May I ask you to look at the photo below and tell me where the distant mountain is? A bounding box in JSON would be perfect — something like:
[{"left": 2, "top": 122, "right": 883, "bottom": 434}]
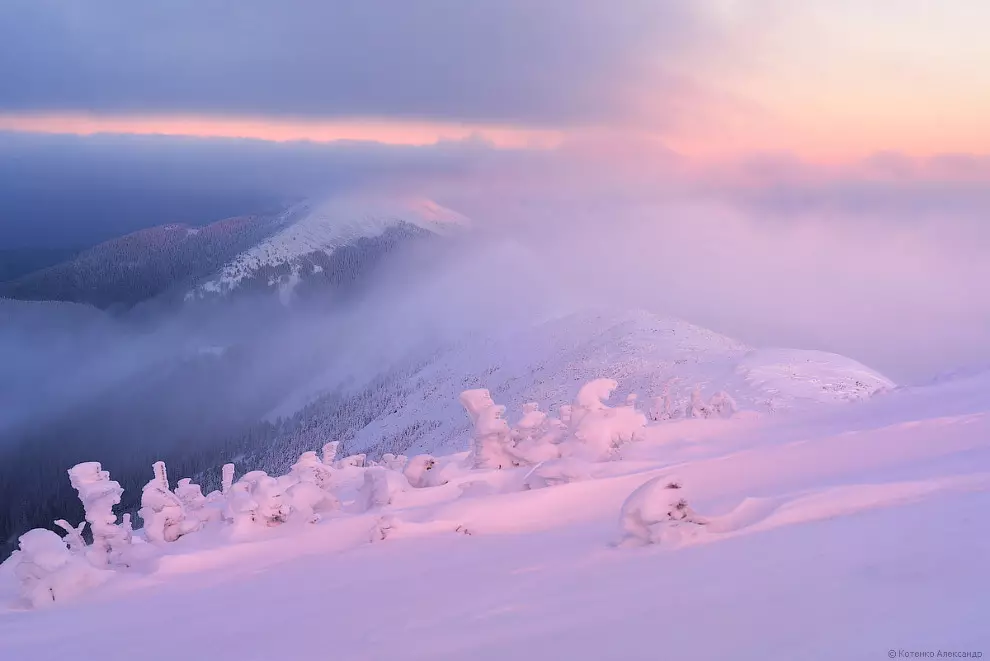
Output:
[
  {"left": 185, "top": 196, "right": 469, "bottom": 305},
  {"left": 0, "top": 212, "right": 292, "bottom": 309},
  {"left": 0, "top": 196, "right": 468, "bottom": 310},
  {"left": 237, "top": 308, "right": 895, "bottom": 476}
]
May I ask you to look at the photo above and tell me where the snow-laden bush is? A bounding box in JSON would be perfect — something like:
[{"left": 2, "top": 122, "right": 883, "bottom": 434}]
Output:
[
  {"left": 357, "top": 467, "right": 410, "bottom": 511},
  {"left": 708, "top": 391, "right": 737, "bottom": 418},
  {"left": 237, "top": 471, "right": 291, "bottom": 526},
  {"left": 322, "top": 441, "right": 340, "bottom": 465},
  {"left": 461, "top": 388, "right": 518, "bottom": 469},
  {"left": 404, "top": 454, "right": 448, "bottom": 488},
  {"left": 649, "top": 379, "right": 680, "bottom": 421},
  {"left": 139, "top": 461, "right": 200, "bottom": 543},
  {"left": 66, "top": 462, "right": 129, "bottom": 566},
  {"left": 511, "top": 403, "right": 565, "bottom": 464},
  {"left": 562, "top": 379, "right": 646, "bottom": 461},
  {"left": 12, "top": 529, "right": 109, "bottom": 608},
  {"left": 176, "top": 477, "right": 223, "bottom": 529},
  {"left": 381, "top": 453, "right": 409, "bottom": 472},
  {"left": 685, "top": 387, "right": 738, "bottom": 419},
  {"left": 281, "top": 451, "right": 340, "bottom": 521},
  {"left": 336, "top": 453, "right": 367, "bottom": 469},
  {"left": 618, "top": 476, "right": 707, "bottom": 547}
]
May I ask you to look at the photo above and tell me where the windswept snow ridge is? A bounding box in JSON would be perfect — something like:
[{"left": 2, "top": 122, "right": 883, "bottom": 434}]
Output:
[{"left": 190, "top": 196, "right": 468, "bottom": 299}]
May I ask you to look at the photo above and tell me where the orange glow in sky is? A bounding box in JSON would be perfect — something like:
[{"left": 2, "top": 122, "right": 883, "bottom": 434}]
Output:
[{"left": 0, "top": 113, "right": 564, "bottom": 150}]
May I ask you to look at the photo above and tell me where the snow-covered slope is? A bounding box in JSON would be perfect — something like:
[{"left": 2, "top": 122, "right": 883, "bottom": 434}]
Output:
[
  {"left": 188, "top": 196, "right": 468, "bottom": 301},
  {"left": 1, "top": 362, "right": 986, "bottom": 660},
  {"left": 267, "top": 309, "right": 893, "bottom": 463}
]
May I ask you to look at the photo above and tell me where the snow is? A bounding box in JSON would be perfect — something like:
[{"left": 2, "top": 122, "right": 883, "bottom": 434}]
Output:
[
  {"left": 192, "top": 195, "right": 469, "bottom": 297},
  {"left": 1, "top": 369, "right": 988, "bottom": 659},
  {"left": 271, "top": 308, "right": 894, "bottom": 457}
]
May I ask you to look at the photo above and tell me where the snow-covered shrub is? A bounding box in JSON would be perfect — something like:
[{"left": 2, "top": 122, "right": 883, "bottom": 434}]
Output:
[
  {"left": 221, "top": 463, "right": 236, "bottom": 495},
  {"left": 381, "top": 453, "right": 409, "bottom": 472},
  {"left": 461, "top": 388, "right": 518, "bottom": 469},
  {"left": 289, "top": 451, "right": 334, "bottom": 490},
  {"left": 139, "top": 461, "right": 197, "bottom": 543},
  {"left": 685, "top": 387, "right": 711, "bottom": 419},
  {"left": 337, "top": 453, "right": 367, "bottom": 469},
  {"left": 223, "top": 482, "right": 260, "bottom": 532},
  {"left": 66, "top": 462, "right": 128, "bottom": 566},
  {"left": 176, "top": 478, "right": 222, "bottom": 528},
  {"left": 322, "top": 441, "right": 340, "bottom": 466},
  {"left": 282, "top": 451, "right": 340, "bottom": 521},
  {"left": 618, "top": 476, "right": 707, "bottom": 547},
  {"left": 237, "top": 471, "right": 291, "bottom": 526},
  {"left": 708, "top": 391, "right": 737, "bottom": 418},
  {"left": 511, "top": 403, "right": 564, "bottom": 464},
  {"left": 404, "top": 454, "right": 448, "bottom": 488},
  {"left": 12, "top": 529, "right": 108, "bottom": 608},
  {"left": 357, "top": 467, "right": 409, "bottom": 511},
  {"left": 649, "top": 379, "right": 680, "bottom": 421},
  {"left": 53, "top": 520, "right": 86, "bottom": 554},
  {"left": 563, "top": 379, "right": 646, "bottom": 461}
]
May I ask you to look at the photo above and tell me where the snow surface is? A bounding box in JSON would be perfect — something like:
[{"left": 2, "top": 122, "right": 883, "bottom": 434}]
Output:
[
  {"left": 191, "top": 196, "right": 468, "bottom": 298},
  {"left": 2, "top": 368, "right": 987, "bottom": 660},
  {"left": 271, "top": 308, "right": 894, "bottom": 456}
]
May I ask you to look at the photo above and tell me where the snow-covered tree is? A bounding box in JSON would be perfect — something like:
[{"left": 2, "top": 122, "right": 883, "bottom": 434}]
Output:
[
  {"left": 685, "top": 387, "right": 711, "bottom": 419},
  {"left": 12, "top": 529, "right": 108, "bottom": 608},
  {"left": 139, "top": 461, "right": 198, "bottom": 543},
  {"left": 563, "top": 379, "right": 646, "bottom": 461},
  {"left": 66, "top": 462, "right": 128, "bottom": 566},
  {"left": 511, "top": 402, "right": 563, "bottom": 464},
  {"left": 404, "top": 454, "right": 447, "bottom": 488},
  {"left": 221, "top": 463, "right": 236, "bottom": 495},
  {"left": 708, "top": 391, "right": 737, "bottom": 418},
  {"left": 461, "top": 388, "right": 517, "bottom": 469},
  {"left": 223, "top": 482, "right": 259, "bottom": 532},
  {"left": 381, "top": 453, "right": 409, "bottom": 472},
  {"left": 649, "top": 379, "right": 680, "bottom": 421},
  {"left": 357, "top": 467, "right": 409, "bottom": 511},
  {"left": 618, "top": 476, "right": 707, "bottom": 547},
  {"left": 237, "top": 471, "right": 290, "bottom": 526},
  {"left": 337, "top": 453, "right": 367, "bottom": 469},
  {"left": 282, "top": 451, "right": 339, "bottom": 521},
  {"left": 322, "top": 441, "right": 340, "bottom": 466}
]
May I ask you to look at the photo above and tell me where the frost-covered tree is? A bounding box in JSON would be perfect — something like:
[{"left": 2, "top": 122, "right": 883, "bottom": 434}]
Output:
[
  {"left": 66, "top": 462, "right": 128, "bottom": 566},
  {"left": 223, "top": 482, "right": 259, "bottom": 532},
  {"left": 618, "top": 476, "right": 707, "bottom": 547},
  {"left": 649, "top": 379, "right": 680, "bottom": 422},
  {"left": 685, "top": 387, "right": 711, "bottom": 419},
  {"left": 336, "top": 453, "right": 367, "bottom": 469},
  {"left": 139, "top": 461, "right": 197, "bottom": 543},
  {"left": 461, "top": 388, "right": 517, "bottom": 469},
  {"left": 511, "top": 402, "right": 563, "bottom": 464},
  {"left": 357, "top": 467, "right": 410, "bottom": 511},
  {"left": 221, "top": 463, "right": 236, "bottom": 495},
  {"left": 381, "top": 453, "right": 409, "bottom": 472},
  {"left": 322, "top": 441, "right": 340, "bottom": 466},
  {"left": 237, "top": 471, "right": 290, "bottom": 526},
  {"left": 708, "top": 391, "right": 737, "bottom": 418},
  {"left": 404, "top": 454, "right": 446, "bottom": 488},
  {"left": 282, "top": 451, "right": 339, "bottom": 521},
  {"left": 563, "top": 379, "right": 646, "bottom": 461},
  {"left": 176, "top": 477, "right": 222, "bottom": 528},
  {"left": 12, "top": 529, "right": 108, "bottom": 608}
]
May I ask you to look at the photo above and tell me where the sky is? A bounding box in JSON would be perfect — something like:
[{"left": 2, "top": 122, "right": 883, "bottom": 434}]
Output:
[{"left": 2, "top": 0, "right": 989, "bottom": 160}]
